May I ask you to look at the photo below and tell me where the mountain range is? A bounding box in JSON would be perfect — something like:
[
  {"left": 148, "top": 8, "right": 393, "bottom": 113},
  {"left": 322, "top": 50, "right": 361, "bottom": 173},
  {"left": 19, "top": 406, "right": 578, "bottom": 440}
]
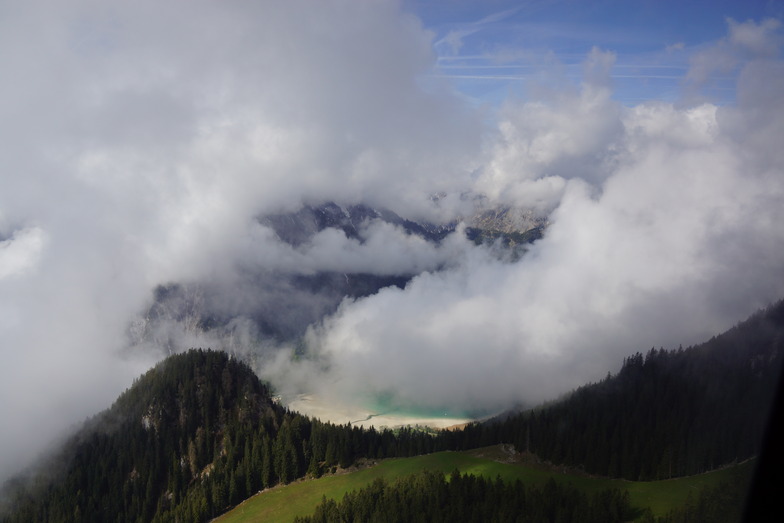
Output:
[{"left": 128, "top": 201, "right": 545, "bottom": 350}]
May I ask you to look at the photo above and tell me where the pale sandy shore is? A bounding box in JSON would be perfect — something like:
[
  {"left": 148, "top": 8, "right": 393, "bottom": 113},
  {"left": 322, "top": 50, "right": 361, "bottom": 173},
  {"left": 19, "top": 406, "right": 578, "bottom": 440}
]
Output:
[{"left": 283, "top": 394, "right": 472, "bottom": 430}]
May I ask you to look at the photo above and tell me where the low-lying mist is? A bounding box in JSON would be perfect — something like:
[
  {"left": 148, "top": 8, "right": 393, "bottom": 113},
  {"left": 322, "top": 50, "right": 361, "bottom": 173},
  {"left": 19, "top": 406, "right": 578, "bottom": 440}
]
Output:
[{"left": 2, "top": 1, "right": 783, "bottom": 483}]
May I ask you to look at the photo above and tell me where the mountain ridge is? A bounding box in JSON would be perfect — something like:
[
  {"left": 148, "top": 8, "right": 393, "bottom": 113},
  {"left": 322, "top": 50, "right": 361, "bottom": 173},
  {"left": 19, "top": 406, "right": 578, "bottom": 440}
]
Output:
[{"left": 132, "top": 200, "right": 547, "bottom": 350}]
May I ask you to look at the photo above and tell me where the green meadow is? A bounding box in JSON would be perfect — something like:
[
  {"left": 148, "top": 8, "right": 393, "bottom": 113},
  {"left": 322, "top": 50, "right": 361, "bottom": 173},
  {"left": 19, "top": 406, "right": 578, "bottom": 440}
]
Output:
[{"left": 215, "top": 446, "right": 751, "bottom": 522}]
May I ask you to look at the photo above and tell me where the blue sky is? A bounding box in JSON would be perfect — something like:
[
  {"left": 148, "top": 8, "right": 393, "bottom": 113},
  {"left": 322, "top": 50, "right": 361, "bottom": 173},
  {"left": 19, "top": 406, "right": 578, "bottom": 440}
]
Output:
[{"left": 406, "top": 0, "right": 783, "bottom": 105}]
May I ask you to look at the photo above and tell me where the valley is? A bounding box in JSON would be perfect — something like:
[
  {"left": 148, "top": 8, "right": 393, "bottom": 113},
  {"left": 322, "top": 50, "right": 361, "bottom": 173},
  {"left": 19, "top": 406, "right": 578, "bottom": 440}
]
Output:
[
  {"left": 283, "top": 394, "right": 473, "bottom": 431},
  {"left": 2, "top": 299, "right": 780, "bottom": 522},
  {"left": 3, "top": 3, "right": 784, "bottom": 522}
]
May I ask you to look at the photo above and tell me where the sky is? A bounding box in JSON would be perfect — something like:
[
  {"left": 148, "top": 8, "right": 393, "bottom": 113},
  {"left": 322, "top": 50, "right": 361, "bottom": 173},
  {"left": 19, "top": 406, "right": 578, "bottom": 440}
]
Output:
[
  {"left": 415, "top": 0, "right": 783, "bottom": 105},
  {"left": 1, "top": 0, "right": 784, "bottom": 483}
]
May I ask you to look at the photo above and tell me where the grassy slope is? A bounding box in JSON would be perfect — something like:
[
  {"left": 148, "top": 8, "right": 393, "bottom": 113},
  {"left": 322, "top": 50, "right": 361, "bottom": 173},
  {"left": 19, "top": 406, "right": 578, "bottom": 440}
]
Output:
[{"left": 215, "top": 446, "right": 750, "bottom": 522}]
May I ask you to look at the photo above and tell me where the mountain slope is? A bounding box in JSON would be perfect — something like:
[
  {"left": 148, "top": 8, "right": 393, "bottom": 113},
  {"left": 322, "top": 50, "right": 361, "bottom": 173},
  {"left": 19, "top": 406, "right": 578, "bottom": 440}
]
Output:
[
  {"left": 445, "top": 299, "right": 784, "bottom": 481},
  {"left": 1, "top": 350, "right": 281, "bottom": 522},
  {"left": 0, "top": 350, "right": 440, "bottom": 522},
  {"left": 133, "top": 201, "right": 546, "bottom": 349},
  {"left": 3, "top": 300, "right": 781, "bottom": 521}
]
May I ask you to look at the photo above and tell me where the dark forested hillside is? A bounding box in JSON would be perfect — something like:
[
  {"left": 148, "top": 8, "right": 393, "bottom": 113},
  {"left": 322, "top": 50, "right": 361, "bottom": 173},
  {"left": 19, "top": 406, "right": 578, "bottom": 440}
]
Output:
[
  {"left": 3, "top": 300, "right": 782, "bottom": 522},
  {"left": 1, "top": 350, "right": 278, "bottom": 521},
  {"left": 0, "top": 349, "right": 438, "bottom": 522},
  {"left": 443, "top": 300, "right": 784, "bottom": 481}
]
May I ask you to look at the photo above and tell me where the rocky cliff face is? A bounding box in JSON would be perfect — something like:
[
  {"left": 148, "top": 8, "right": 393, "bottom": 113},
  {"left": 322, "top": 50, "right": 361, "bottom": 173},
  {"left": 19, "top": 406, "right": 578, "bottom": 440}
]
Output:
[
  {"left": 259, "top": 202, "right": 457, "bottom": 246},
  {"left": 130, "top": 201, "right": 546, "bottom": 354},
  {"left": 469, "top": 206, "right": 548, "bottom": 236}
]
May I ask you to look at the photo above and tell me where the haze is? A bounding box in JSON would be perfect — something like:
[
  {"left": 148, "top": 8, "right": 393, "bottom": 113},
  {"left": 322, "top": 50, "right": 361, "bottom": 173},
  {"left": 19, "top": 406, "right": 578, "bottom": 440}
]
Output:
[{"left": 1, "top": 0, "right": 783, "bottom": 482}]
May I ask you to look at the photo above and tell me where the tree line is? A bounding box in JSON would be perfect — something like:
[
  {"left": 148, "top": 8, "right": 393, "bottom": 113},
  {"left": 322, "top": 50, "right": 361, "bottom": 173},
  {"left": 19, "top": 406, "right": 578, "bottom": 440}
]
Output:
[
  {"left": 2, "top": 298, "right": 781, "bottom": 521},
  {"left": 294, "top": 470, "right": 634, "bottom": 523},
  {"left": 436, "top": 299, "right": 784, "bottom": 481},
  {"left": 0, "top": 349, "right": 443, "bottom": 522}
]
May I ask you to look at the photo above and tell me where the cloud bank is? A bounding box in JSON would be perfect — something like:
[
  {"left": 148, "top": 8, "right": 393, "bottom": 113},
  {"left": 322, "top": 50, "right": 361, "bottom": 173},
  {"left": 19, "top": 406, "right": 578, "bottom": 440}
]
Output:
[
  {"left": 1, "top": 1, "right": 783, "bottom": 482},
  {"left": 294, "top": 23, "right": 784, "bottom": 413},
  {"left": 0, "top": 0, "right": 478, "bottom": 480}
]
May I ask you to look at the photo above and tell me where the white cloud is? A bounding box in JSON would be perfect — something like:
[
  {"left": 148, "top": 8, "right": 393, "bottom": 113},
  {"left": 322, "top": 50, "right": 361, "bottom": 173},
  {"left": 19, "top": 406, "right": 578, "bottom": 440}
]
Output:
[
  {"left": 300, "top": 35, "right": 784, "bottom": 414},
  {"left": 0, "top": 228, "right": 47, "bottom": 280},
  {"left": 687, "top": 17, "right": 782, "bottom": 94},
  {"left": 666, "top": 42, "right": 685, "bottom": 53},
  {"left": 475, "top": 49, "right": 622, "bottom": 209},
  {"left": 1, "top": 0, "right": 782, "bottom": 486},
  {"left": 728, "top": 17, "right": 781, "bottom": 57},
  {"left": 0, "top": 0, "right": 478, "bottom": 481},
  {"left": 236, "top": 220, "right": 471, "bottom": 277}
]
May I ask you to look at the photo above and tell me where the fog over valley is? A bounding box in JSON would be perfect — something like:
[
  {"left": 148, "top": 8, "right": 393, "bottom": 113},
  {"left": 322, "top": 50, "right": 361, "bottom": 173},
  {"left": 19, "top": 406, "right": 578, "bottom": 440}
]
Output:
[{"left": 1, "top": 0, "right": 783, "bottom": 483}]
